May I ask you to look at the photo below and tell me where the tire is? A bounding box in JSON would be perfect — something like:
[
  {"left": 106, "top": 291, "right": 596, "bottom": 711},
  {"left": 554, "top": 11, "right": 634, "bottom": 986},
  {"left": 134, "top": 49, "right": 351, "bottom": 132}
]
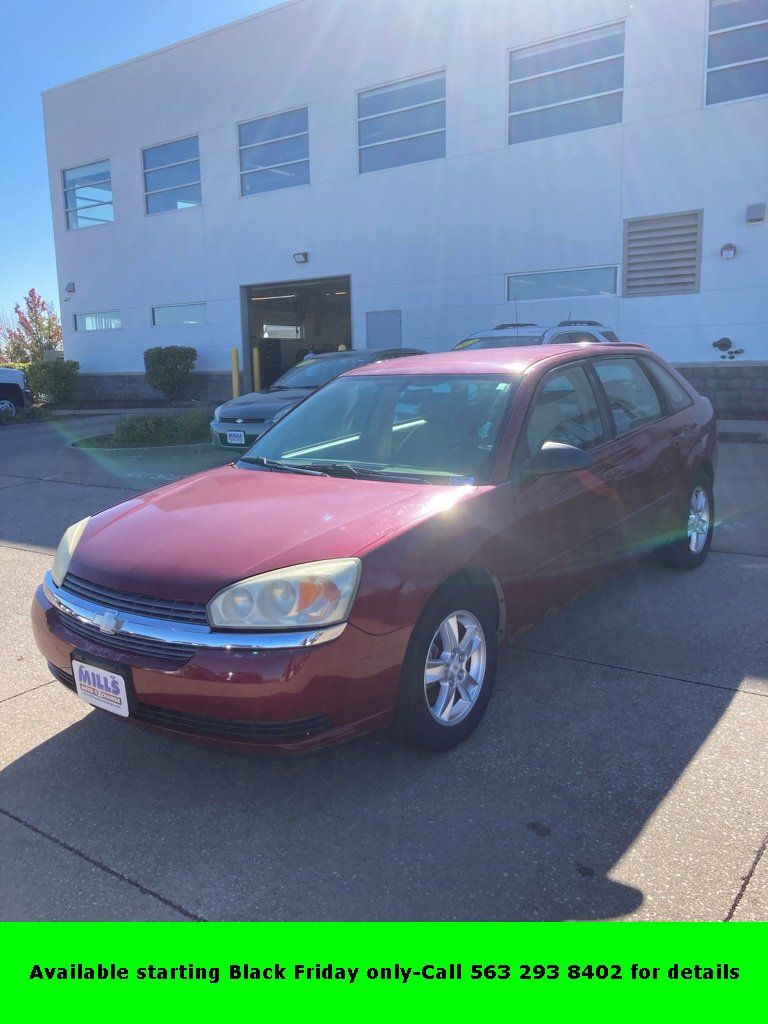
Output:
[
  {"left": 0, "top": 385, "right": 22, "bottom": 411},
  {"left": 0, "top": 398, "right": 18, "bottom": 421},
  {"left": 656, "top": 470, "right": 714, "bottom": 570},
  {"left": 393, "top": 582, "right": 498, "bottom": 751}
]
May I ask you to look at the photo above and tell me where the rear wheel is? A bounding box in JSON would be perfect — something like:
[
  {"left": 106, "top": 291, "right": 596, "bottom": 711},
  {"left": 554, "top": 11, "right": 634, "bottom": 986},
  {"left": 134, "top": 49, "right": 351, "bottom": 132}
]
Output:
[
  {"left": 394, "top": 584, "right": 498, "bottom": 751},
  {"left": 656, "top": 471, "right": 714, "bottom": 570}
]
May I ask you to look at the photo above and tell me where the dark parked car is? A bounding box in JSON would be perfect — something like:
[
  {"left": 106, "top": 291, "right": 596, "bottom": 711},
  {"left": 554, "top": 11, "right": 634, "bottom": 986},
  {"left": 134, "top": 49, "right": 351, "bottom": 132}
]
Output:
[
  {"left": 210, "top": 347, "right": 425, "bottom": 450},
  {"left": 33, "top": 343, "right": 715, "bottom": 754}
]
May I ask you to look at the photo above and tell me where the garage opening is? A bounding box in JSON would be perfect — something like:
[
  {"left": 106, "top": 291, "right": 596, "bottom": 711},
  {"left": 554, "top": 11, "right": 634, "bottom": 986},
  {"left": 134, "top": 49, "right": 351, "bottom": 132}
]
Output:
[{"left": 245, "top": 276, "right": 352, "bottom": 388}]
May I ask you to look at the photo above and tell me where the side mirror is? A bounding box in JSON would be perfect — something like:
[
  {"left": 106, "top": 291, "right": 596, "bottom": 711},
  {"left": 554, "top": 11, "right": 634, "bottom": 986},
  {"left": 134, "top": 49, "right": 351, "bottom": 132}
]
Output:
[{"left": 526, "top": 441, "right": 592, "bottom": 478}]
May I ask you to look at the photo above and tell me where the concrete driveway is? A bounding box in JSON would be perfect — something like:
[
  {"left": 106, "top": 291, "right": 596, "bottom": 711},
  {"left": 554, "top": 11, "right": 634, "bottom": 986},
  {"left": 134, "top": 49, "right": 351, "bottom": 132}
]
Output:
[{"left": 1, "top": 416, "right": 766, "bottom": 921}]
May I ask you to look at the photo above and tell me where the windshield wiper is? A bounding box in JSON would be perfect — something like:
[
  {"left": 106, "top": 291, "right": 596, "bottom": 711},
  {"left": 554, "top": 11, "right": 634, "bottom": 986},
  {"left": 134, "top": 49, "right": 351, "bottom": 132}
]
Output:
[
  {"left": 301, "top": 462, "right": 434, "bottom": 484},
  {"left": 239, "top": 456, "right": 328, "bottom": 476}
]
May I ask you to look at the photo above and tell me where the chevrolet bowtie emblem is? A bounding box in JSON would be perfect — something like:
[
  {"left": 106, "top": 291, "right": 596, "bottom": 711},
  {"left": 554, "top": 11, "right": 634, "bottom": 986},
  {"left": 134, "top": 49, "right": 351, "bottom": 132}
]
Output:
[{"left": 93, "top": 610, "right": 123, "bottom": 635}]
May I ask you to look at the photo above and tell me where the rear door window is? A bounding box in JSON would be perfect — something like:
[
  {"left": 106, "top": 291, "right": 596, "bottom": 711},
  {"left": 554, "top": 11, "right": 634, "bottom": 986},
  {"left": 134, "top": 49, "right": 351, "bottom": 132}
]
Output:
[
  {"left": 643, "top": 359, "right": 693, "bottom": 413},
  {"left": 592, "top": 358, "right": 663, "bottom": 437}
]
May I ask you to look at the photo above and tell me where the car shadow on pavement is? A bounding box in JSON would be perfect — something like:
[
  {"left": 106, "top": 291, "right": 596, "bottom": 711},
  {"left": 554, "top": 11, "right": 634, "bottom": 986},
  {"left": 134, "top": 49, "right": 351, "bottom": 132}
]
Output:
[{"left": 1, "top": 558, "right": 747, "bottom": 922}]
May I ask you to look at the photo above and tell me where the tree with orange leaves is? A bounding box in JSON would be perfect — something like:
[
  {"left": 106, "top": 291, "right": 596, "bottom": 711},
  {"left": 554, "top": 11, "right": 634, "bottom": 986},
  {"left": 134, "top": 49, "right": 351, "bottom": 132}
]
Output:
[{"left": 1, "top": 289, "right": 62, "bottom": 363}]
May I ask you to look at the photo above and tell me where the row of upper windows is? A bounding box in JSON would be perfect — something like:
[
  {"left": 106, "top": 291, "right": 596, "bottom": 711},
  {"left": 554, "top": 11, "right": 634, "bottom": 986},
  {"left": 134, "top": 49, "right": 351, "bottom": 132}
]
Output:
[{"left": 62, "top": 3, "right": 768, "bottom": 230}]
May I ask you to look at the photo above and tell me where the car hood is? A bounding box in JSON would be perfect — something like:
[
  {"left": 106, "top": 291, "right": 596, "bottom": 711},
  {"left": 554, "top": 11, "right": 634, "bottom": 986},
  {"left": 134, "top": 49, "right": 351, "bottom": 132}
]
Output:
[
  {"left": 218, "top": 388, "right": 313, "bottom": 421},
  {"left": 69, "top": 465, "right": 480, "bottom": 604}
]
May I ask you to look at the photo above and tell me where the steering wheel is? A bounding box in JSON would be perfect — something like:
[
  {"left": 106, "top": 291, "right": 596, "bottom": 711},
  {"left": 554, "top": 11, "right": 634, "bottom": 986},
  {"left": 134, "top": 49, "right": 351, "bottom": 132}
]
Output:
[{"left": 440, "top": 439, "right": 485, "bottom": 473}]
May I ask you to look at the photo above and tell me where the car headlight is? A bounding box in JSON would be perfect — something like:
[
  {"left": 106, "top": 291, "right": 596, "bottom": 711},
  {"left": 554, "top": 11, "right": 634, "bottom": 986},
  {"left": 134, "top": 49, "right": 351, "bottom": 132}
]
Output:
[
  {"left": 207, "top": 558, "right": 362, "bottom": 630},
  {"left": 214, "top": 405, "right": 223, "bottom": 421},
  {"left": 51, "top": 517, "right": 91, "bottom": 587}
]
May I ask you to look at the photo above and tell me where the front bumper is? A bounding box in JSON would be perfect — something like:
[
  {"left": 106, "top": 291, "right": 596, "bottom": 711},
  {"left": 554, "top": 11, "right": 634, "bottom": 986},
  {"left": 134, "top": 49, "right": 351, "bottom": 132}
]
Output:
[
  {"left": 210, "top": 419, "right": 265, "bottom": 451},
  {"left": 32, "top": 578, "right": 408, "bottom": 754}
]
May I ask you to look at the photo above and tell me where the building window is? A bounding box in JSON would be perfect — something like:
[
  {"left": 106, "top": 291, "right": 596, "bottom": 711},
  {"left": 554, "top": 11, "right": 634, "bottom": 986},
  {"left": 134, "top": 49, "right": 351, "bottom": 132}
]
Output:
[
  {"left": 358, "top": 71, "right": 446, "bottom": 174},
  {"left": 508, "top": 23, "right": 625, "bottom": 144},
  {"left": 152, "top": 303, "right": 208, "bottom": 326},
  {"left": 74, "top": 311, "right": 121, "bottom": 331},
  {"left": 143, "top": 136, "right": 201, "bottom": 214},
  {"left": 623, "top": 211, "right": 702, "bottom": 296},
  {"left": 239, "top": 107, "right": 310, "bottom": 195},
  {"left": 507, "top": 266, "right": 618, "bottom": 301},
  {"left": 63, "top": 160, "right": 113, "bottom": 229},
  {"left": 707, "top": 0, "right": 768, "bottom": 104}
]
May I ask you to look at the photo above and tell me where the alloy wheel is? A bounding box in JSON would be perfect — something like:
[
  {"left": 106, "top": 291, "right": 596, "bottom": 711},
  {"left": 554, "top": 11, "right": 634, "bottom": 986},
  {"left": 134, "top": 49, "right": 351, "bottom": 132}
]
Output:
[
  {"left": 423, "top": 610, "right": 487, "bottom": 726},
  {"left": 688, "top": 485, "right": 711, "bottom": 554}
]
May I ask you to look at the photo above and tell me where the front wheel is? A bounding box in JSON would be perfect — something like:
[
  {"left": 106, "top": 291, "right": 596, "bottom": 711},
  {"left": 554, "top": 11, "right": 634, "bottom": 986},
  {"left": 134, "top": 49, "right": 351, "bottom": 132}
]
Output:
[
  {"left": 656, "top": 471, "right": 714, "bottom": 570},
  {"left": 394, "top": 585, "right": 498, "bottom": 751}
]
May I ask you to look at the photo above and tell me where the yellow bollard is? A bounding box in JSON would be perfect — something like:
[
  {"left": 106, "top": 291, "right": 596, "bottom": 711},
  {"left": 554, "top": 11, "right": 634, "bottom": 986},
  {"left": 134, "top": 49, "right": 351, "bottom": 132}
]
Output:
[
  {"left": 231, "top": 347, "right": 241, "bottom": 398},
  {"left": 251, "top": 345, "right": 261, "bottom": 393}
]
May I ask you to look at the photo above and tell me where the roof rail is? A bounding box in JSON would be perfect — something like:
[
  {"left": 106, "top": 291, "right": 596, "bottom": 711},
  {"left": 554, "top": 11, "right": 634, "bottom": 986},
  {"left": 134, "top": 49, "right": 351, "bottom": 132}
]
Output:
[
  {"left": 557, "top": 320, "right": 605, "bottom": 328},
  {"left": 493, "top": 322, "right": 539, "bottom": 330}
]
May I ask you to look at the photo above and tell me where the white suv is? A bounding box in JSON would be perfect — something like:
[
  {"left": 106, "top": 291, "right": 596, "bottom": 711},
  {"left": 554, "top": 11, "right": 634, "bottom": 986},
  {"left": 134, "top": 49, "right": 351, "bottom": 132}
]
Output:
[{"left": 454, "top": 320, "right": 621, "bottom": 350}]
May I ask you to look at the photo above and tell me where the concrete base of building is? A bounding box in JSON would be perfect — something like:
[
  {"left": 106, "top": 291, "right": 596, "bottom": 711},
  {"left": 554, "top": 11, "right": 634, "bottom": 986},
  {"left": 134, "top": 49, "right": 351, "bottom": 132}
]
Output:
[
  {"left": 73, "top": 365, "right": 766, "bottom": 419},
  {"left": 675, "top": 363, "right": 768, "bottom": 420},
  {"left": 76, "top": 372, "right": 235, "bottom": 405}
]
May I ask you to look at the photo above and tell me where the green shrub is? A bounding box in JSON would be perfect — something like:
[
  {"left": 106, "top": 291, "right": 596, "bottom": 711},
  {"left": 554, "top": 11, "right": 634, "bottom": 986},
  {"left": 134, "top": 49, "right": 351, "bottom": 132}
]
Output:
[
  {"left": 26, "top": 360, "right": 80, "bottom": 403},
  {"left": 3, "top": 362, "right": 32, "bottom": 374},
  {"left": 144, "top": 346, "right": 197, "bottom": 401},
  {"left": 112, "top": 409, "right": 212, "bottom": 447},
  {"left": 15, "top": 406, "right": 45, "bottom": 423}
]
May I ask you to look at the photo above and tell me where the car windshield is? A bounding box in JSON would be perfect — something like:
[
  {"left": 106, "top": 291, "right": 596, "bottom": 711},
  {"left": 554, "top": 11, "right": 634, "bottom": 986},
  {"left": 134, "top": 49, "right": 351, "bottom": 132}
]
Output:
[
  {"left": 455, "top": 334, "right": 544, "bottom": 350},
  {"left": 239, "top": 373, "right": 521, "bottom": 484},
  {"left": 272, "top": 354, "right": 367, "bottom": 389}
]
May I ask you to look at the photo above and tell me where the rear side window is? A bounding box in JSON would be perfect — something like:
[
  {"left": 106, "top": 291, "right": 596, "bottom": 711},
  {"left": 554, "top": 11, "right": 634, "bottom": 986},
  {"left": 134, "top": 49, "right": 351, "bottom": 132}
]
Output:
[
  {"left": 522, "top": 364, "right": 607, "bottom": 458},
  {"left": 593, "top": 358, "right": 663, "bottom": 436},
  {"left": 643, "top": 359, "right": 693, "bottom": 413}
]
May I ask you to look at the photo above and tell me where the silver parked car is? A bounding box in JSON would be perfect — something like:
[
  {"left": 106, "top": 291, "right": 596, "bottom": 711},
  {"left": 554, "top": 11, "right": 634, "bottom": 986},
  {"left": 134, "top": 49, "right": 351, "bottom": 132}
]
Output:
[{"left": 454, "top": 320, "right": 621, "bottom": 351}]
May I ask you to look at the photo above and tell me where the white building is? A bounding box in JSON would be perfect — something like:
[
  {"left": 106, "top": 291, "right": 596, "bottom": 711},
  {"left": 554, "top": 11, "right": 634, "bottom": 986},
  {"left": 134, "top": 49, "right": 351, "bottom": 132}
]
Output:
[{"left": 43, "top": 0, "right": 768, "bottom": 413}]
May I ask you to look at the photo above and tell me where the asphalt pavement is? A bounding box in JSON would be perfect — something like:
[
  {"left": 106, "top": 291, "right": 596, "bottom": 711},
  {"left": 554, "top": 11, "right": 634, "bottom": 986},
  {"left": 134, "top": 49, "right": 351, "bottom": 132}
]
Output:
[{"left": 0, "top": 415, "right": 766, "bottom": 921}]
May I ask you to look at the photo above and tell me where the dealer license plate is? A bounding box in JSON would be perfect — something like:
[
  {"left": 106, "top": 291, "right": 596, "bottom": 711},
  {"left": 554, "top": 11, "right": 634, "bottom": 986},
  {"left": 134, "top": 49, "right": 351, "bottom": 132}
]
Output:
[
  {"left": 226, "top": 430, "right": 246, "bottom": 445},
  {"left": 72, "top": 658, "right": 131, "bottom": 717}
]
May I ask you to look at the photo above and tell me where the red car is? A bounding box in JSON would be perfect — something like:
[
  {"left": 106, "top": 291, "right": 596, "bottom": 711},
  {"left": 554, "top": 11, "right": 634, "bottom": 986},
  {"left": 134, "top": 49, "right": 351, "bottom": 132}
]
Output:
[{"left": 32, "top": 344, "right": 716, "bottom": 754}]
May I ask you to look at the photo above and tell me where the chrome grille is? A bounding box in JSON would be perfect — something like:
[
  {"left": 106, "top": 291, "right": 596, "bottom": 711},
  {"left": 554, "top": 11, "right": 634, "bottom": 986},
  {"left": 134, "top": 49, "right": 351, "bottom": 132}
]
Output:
[
  {"left": 59, "top": 613, "right": 197, "bottom": 663},
  {"left": 62, "top": 573, "right": 208, "bottom": 625}
]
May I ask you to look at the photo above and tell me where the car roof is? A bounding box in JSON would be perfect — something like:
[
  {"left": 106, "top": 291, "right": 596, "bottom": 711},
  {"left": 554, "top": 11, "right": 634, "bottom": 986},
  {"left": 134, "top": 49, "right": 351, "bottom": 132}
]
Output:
[
  {"left": 345, "top": 343, "right": 649, "bottom": 377},
  {"left": 307, "top": 348, "right": 424, "bottom": 360},
  {"left": 466, "top": 329, "right": 545, "bottom": 339}
]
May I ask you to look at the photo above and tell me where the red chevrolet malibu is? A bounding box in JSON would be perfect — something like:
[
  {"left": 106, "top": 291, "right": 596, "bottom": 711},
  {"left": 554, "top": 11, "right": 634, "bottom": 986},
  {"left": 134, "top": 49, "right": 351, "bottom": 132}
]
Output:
[{"left": 32, "top": 345, "right": 716, "bottom": 753}]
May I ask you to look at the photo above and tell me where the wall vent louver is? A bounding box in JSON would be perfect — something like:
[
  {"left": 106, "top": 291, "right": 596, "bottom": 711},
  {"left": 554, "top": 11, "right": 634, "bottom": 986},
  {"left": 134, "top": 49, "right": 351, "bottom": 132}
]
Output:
[{"left": 623, "top": 211, "right": 702, "bottom": 297}]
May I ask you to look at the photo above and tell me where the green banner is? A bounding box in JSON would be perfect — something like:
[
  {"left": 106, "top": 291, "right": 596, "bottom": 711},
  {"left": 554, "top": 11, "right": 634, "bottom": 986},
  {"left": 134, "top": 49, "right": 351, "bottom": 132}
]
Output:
[{"left": 1, "top": 923, "right": 765, "bottom": 1016}]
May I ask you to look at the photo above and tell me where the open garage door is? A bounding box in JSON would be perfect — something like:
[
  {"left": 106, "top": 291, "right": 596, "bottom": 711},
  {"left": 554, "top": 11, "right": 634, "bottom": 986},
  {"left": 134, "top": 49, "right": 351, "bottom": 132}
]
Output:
[{"left": 245, "top": 276, "right": 351, "bottom": 388}]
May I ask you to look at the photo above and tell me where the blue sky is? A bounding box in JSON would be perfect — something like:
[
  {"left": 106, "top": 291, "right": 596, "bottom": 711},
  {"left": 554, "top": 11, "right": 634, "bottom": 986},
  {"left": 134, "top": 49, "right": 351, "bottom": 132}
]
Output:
[{"left": 0, "top": 0, "right": 278, "bottom": 320}]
